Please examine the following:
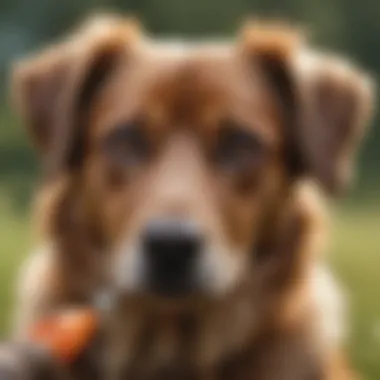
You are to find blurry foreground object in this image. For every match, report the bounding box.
[0,308,98,380]
[28,308,98,365]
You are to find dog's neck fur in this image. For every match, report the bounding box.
[91,185,325,380]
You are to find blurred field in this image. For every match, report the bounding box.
[329,206,380,379]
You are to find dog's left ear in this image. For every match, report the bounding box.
[241,23,375,195]
[295,52,375,194]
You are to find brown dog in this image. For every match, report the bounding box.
[10,14,374,380]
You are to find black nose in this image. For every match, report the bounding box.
[142,219,203,296]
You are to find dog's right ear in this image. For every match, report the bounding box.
[11,14,140,174]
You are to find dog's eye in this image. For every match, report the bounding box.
[102,123,150,167]
[215,123,265,172]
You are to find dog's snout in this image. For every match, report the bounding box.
[142,219,203,296]
[143,219,202,259]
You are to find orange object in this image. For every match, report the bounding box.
[29,308,99,364]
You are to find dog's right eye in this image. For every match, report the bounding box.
[102,123,150,168]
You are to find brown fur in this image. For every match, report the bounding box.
[10,14,373,380]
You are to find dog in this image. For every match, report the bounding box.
[8,14,374,379]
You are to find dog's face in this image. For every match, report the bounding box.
[12,17,373,302]
[86,43,286,298]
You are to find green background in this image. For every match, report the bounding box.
[0,1,379,379]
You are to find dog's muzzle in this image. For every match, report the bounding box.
[141,218,204,297]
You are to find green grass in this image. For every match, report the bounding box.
[329,207,380,379]
[0,195,31,332]
[0,195,379,378]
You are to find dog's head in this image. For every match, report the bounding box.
[12,16,374,303]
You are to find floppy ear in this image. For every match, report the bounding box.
[295,54,374,193]
[242,23,375,195]
[11,14,140,177]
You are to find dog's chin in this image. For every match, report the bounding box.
[111,276,213,310]
[105,282,210,315]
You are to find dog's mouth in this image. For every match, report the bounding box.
[111,218,212,301]
[110,218,247,304]
[144,258,199,298]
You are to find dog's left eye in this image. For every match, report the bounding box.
[102,123,150,167]
[214,124,265,172]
